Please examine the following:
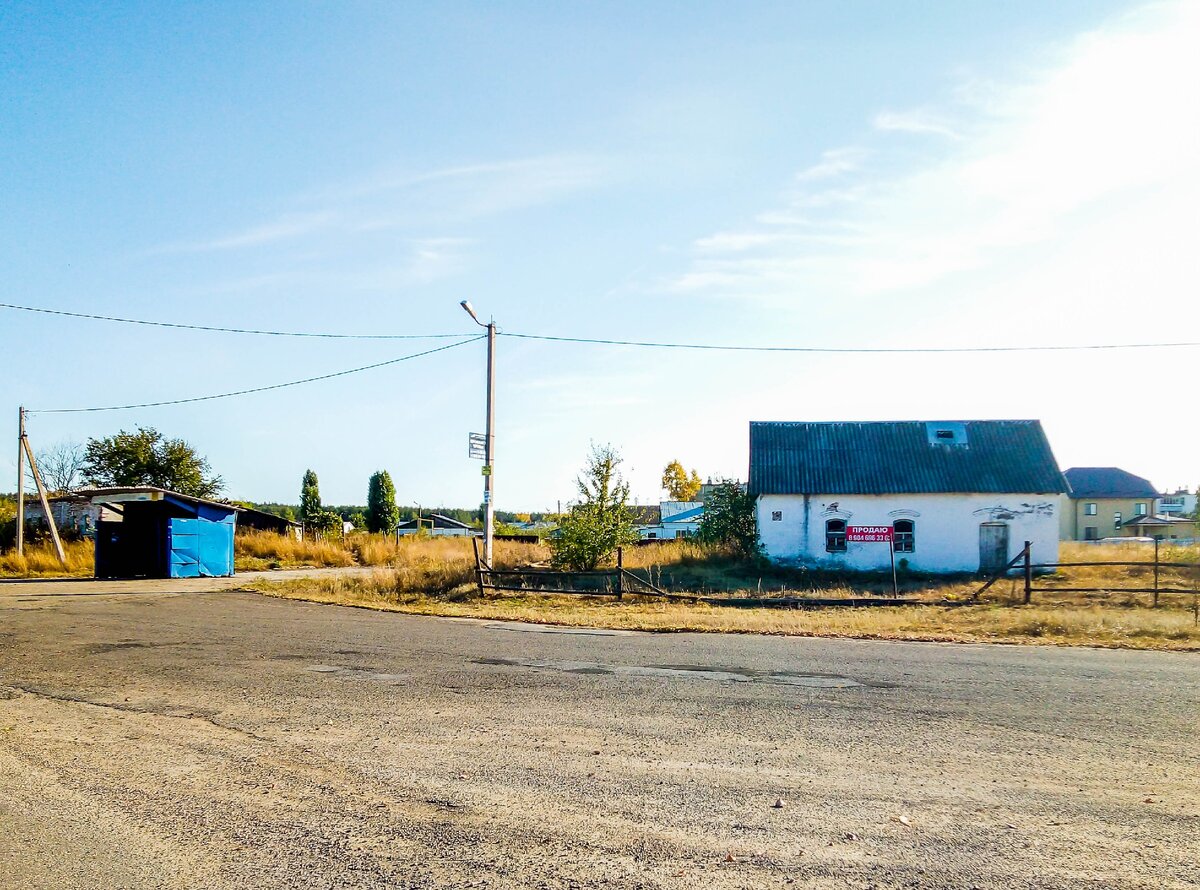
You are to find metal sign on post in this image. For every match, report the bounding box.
[468,432,486,460]
[481,465,492,476]
[846,526,899,597]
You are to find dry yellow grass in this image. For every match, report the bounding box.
[234,530,356,569]
[0,539,94,578]
[249,569,1200,652]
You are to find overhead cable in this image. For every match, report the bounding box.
[5,300,1199,354]
[0,301,462,340]
[30,337,483,414]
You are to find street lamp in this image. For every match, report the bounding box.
[461,300,496,567]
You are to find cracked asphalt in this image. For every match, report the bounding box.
[1,584,1197,889]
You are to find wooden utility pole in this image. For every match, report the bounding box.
[22,433,67,565]
[16,411,67,565]
[16,406,25,554]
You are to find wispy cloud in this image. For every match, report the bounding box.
[793,147,866,182]
[669,1,1200,315]
[873,109,962,139]
[152,211,337,254]
[150,153,609,259]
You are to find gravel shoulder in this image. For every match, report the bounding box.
[1,587,1197,889]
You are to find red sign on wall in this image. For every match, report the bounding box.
[846,526,893,543]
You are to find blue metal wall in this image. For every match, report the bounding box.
[167,514,235,578]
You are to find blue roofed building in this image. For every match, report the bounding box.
[637,501,705,540]
[749,420,1068,573]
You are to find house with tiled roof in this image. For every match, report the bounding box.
[749,420,1068,572]
[1060,467,1196,541]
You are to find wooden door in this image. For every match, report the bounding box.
[979,523,1009,572]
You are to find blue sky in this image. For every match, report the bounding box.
[3,1,1197,509]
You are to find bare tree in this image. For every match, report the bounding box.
[37,440,88,495]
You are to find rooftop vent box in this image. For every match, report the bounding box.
[926,421,968,447]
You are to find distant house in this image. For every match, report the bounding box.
[1060,467,1159,541]
[1157,488,1197,517]
[750,420,1067,573]
[396,512,475,537]
[637,501,704,540]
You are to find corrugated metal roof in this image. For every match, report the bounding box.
[1062,467,1158,499]
[749,420,1067,495]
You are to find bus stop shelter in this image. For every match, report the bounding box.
[82,487,237,579]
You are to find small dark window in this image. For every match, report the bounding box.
[935,429,955,440]
[1114,511,1122,528]
[1084,503,1097,516]
[893,519,914,553]
[826,519,846,552]
[1084,526,1099,541]
[771,511,782,522]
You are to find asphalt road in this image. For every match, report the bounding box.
[1,584,1197,889]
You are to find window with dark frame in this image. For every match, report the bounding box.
[1085,503,1097,516]
[892,519,915,552]
[1084,526,1099,540]
[825,519,847,552]
[1114,511,1122,528]
[771,510,782,522]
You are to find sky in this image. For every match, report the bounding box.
[2,1,1198,510]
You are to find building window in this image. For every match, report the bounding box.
[1084,526,1099,541]
[1114,511,1122,528]
[771,511,782,522]
[647,532,657,539]
[1085,503,1097,516]
[1135,503,1147,516]
[825,519,847,552]
[892,519,914,553]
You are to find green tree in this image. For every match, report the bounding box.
[550,444,638,570]
[83,427,222,498]
[366,470,399,533]
[661,460,702,501]
[697,479,760,559]
[299,470,322,523]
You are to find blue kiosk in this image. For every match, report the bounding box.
[87,487,237,579]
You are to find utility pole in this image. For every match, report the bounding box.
[461,301,496,567]
[16,406,25,555]
[15,407,66,565]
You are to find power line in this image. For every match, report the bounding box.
[500,332,1200,354]
[0,302,462,340]
[5,299,1200,353]
[30,337,483,414]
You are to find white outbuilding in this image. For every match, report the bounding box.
[750,420,1068,573]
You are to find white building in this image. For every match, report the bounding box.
[751,420,1068,573]
[1157,489,1197,517]
[638,501,704,540]
[395,513,476,537]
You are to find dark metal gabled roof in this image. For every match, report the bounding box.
[1062,467,1158,499]
[749,420,1067,495]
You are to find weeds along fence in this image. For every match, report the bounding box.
[976,539,1200,609]
[471,539,924,609]
[472,540,700,602]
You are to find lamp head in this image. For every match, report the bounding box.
[459,300,481,325]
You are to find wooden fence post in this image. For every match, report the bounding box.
[1153,538,1160,608]
[1023,541,1033,604]
[472,535,486,597]
[616,547,624,600]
